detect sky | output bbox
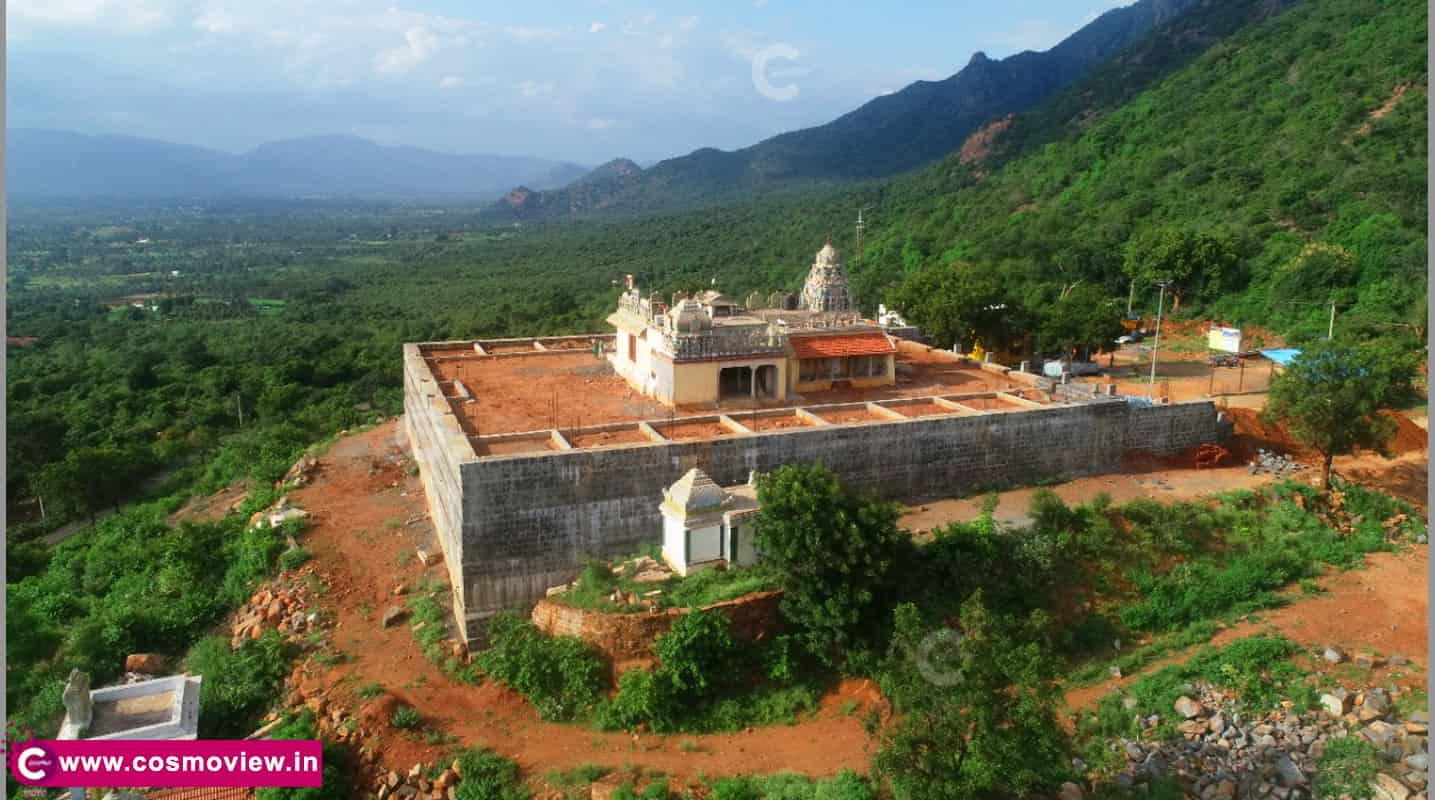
[7,0,1133,165]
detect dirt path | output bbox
[290,422,873,785]
[1064,546,1428,714]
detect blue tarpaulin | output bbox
[1261,348,1301,366]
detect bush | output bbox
[257,710,355,800]
[708,771,875,800]
[391,705,421,729]
[279,547,312,571]
[453,748,529,800]
[475,613,604,721]
[1314,737,1381,799]
[1089,635,1309,739]
[652,611,740,700]
[185,631,290,738]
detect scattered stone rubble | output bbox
[230,571,324,648]
[276,453,319,490]
[249,493,310,529]
[545,555,674,607]
[1248,449,1306,478]
[1100,677,1427,800]
[367,759,462,800]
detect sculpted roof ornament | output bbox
[800,241,853,313]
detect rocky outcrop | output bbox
[1101,682,1428,800]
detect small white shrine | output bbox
[659,469,761,576]
[58,669,203,740]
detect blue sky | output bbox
[7,0,1131,164]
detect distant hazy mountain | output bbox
[8,130,588,198]
[495,0,1201,219]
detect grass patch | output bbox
[279,546,312,571]
[705,770,876,800]
[390,705,421,729]
[1313,736,1381,800]
[452,747,529,800]
[1084,634,1314,741]
[407,587,481,683]
[355,681,385,699]
[558,557,780,613]
[476,613,605,721]
[545,764,612,797]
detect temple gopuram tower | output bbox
[799,240,853,313]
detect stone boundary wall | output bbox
[530,591,783,671]
[451,396,1224,638]
[403,344,478,630]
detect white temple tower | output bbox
[799,240,854,313]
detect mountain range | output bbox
[7,130,589,199]
[12,0,1201,207]
[494,0,1202,219]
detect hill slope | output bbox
[7,130,588,199]
[856,0,1427,343]
[493,0,1202,219]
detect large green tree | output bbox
[886,263,1017,353]
[1036,283,1125,358]
[1123,227,1240,312]
[1263,340,1419,490]
[754,464,906,669]
[873,595,1069,799]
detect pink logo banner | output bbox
[8,740,324,787]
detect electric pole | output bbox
[1328,300,1336,340]
[1148,278,1172,400]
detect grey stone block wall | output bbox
[402,345,475,626]
[445,397,1224,639]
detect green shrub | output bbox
[391,705,421,729]
[279,547,312,571]
[257,710,355,800]
[708,771,874,800]
[1314,736,1380,799]
[653,611,740,700]
[186,631,290,738]
[453,748,529,800]
[1089,635,1308,739]
[476,613,604,721]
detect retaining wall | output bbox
[530,591,783,674]
[447,394,1224,639]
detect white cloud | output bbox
[988,19,1068,53]
[439,75,463,89]
[374,25,440,75]
[589,21,607,34]
[658,32,675,49]
[518,79,554,98]
[10,0,172,33]
[505,25,565,43]
[677,16,699,33]
[586,117,614,130]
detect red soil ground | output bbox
[289,422,874,788]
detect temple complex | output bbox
[608,243,899,405]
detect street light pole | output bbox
[1147,279,1172,400]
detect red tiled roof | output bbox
[789,331,896,360]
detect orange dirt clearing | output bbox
[1065,546,1428,714]
[290,422,873,786]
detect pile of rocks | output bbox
[248,493,310,530]
[370,760,462,800]
[229,572,323,648]
[276,453,319,490]
[1248,449,1306,477]
[1103,682,1427,800]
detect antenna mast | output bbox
[854,207,869,267]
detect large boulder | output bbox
[124,653,168,674]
